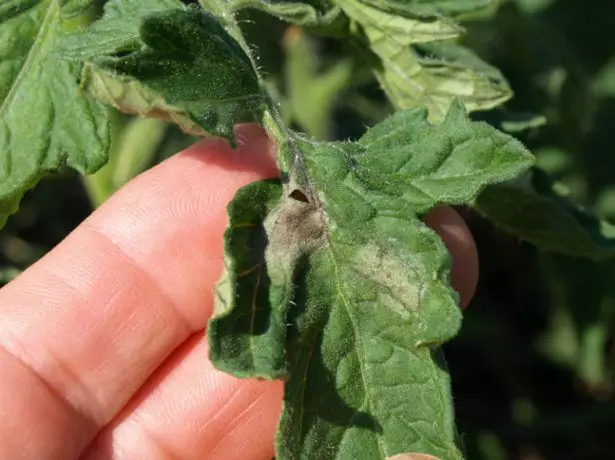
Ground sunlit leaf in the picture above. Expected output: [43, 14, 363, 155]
[0, 0, 109, 226]
[209, 102, 533, 459]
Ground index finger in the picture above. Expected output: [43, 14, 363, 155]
[0, 124, 278, 459]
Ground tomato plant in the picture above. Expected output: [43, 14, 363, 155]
[2, 1, 615, 458]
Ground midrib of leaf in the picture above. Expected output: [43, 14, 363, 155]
[366, 28, 441, 114]
[296, 334, 317, 455]
[340, 0, 462, 119]
[267, 127, 364, 456]
[198, 0, 261, 72]
[273, 127, 462, 457]
[304, 146, 380, 457]
[276, 131, 448, 458]
[264, 135, 378, 460]
[0, 0, 57, 120]
[333, 236, 456, 458]
[328, 247, 387, 459]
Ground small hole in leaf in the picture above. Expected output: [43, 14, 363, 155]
[289, 189, 309, 203]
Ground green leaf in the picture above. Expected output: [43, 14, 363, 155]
[0, 0, 109, 227]
[209, 103, 533, 459]
[335, 0, 510, 121]
[356, 101, 532, 211]
[341, 0, 464, 46]
[219, 0, 346, 29]
[481, 110, 547, 134]
[60, 2, 266, 140]
[416, 41, 511, 102]
[59, 0, 185, 59]
[475, 168, 615, 260]
[223, 0, 495, 29]
[206, 0, 507, 120]
[357, 0, 495, 18]
[208, 179, 289, 378]
[356, 23, 511, 121]
[500, 113, 547, 133]
[229, 0, 494, 25]
[57, 0, 97, 19]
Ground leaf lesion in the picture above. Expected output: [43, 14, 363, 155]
[289, 188, 310, 203]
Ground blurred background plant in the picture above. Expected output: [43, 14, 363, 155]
[3, 0, 615, 458]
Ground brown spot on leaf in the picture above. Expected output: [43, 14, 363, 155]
[289, 189, 309, 203]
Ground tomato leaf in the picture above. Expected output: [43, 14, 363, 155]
[339, 0, 511, 121]
[58, 0, 186, 59]
[232, 0, 510, 120]
[216, 0, 345, 28]
[0, 0, 109, 226]
[357, 0, 495, 18]
[60, 1, 266, 141]
[208, 102, 533, 459]
[475, 169, 615, 260]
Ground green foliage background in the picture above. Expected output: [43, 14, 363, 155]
[2, 0, 615, 458]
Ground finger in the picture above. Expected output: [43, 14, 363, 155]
[82, 335, 283, 460]
[0, 124, 278, 459]
[422, 205, 479, 309]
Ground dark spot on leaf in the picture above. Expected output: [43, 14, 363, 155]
[289, 189, 309, 203]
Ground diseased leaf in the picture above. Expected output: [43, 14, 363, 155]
[475, 168, 615, 260]
[60, 2, 266, 140]
[209, 102, 533, 459]
[0, 0, 109, 226]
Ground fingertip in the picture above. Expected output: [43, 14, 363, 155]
[176, 123, 278, 178]
[233, 122, 271, 147]
[422, 206, 479, 310]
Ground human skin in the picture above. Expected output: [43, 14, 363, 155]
[0, 124, 478, 460]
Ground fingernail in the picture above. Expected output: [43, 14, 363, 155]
[388, 454, 441, 460]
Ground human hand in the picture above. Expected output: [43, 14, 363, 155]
[0, 125, 478, 460]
